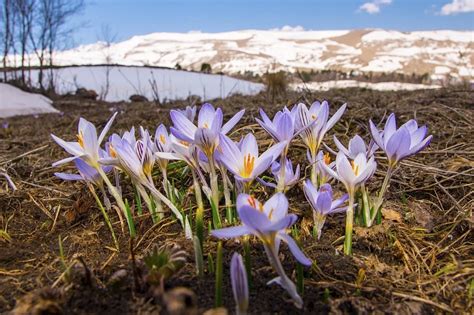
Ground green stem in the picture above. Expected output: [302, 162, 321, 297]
[309, 147, 318, 187]
[89, 184, 119, 250]
[209, 158, 222, 229]
[220, 166, 233, 224]
[215, 241, 223, 307]
[372, 166, 393, 225]
[97, 167, 136, 238]
[192, 170, 205, 254]
[344, 192, 355, 256]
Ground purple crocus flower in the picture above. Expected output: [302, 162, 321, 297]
[51, 112, 117, 167]
[170, 103, 244, 157]
[55, 154, 111, 187]
[212, 193, 311, 308]
[312, 150, 335, 186]
[333, 135, 377, 159]
[369, 113, 432, 168]
[321, 151, 376, 255]
[321, 152, 377, 194]
[293, 101, 346, 158]
[303, 181, 348, 239]
[256, 108, 297, 144]
[230, 253, 249, 315]
[259, 159, 300, 191]
[153, 124, 172, 173]
[216, 133, 286, 183]
[177, 105, 197, 122]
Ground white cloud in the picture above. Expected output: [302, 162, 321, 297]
[359, 0, 392, 14]
[270, 25, 305, 32]
[440, 0, 474, 15]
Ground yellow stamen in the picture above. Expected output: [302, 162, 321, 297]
[351, 161, 360, 176]
[77, 132, 84, 148]
[179, 140, 189, 147]
[203, 122, 209, 129]
[268, 208, 275, 219]
[241, 153, 255, 178]
[159, 134, 166, 144]
[311, 114, 317, 120]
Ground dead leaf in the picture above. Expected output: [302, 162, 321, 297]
[382, 208, 403, 223]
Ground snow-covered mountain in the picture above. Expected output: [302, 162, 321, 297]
[19, 28, 474, 81]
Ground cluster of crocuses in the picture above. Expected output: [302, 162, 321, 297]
[51, 102, 431, 309]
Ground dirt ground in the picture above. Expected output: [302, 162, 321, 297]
[0, 87, 473, 314]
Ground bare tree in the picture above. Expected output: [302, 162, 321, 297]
[44, 0, 85, 90]
[98, 24, 116, 101]
[1, 0, 16, 81]
[14, 0, 35, 85]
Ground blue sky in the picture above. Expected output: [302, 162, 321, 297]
[71, 0, 474, 45]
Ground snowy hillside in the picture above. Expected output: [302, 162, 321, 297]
[0, 83, 57, 118]
[9, 28, 473, 80]
[21, 66, 265, 102]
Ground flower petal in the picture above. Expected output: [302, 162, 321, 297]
[211, 225, 250, 239]
[222, 109, 245, 135]
[98, 112, 118, 145]
[278, 232, 312, 266]
[263, 193, 288, 221]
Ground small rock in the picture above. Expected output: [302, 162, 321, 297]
[129, 94, 149, 102]
[75, 88, 98, 100]
[162, 287, 198, 315]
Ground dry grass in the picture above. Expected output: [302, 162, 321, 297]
[0, 87, 473, 314]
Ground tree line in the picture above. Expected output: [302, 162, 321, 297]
[0, 0, 84, 90]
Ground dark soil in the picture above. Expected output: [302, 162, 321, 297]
[0, 88, 473, 314]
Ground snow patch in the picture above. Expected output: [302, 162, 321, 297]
[10, 66, 264, 103]
[0, 83, 58, 118]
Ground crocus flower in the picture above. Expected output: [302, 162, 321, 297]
[217, 133, 286, 184]
[303, 181, 348, 239]
[259, 159, 300, 191]
[153, 124, 172, 171]
[230, 253, 249, 315]
[321, 152, 377, 195]
[51, 112, 117, 167]
[177, 105, 197, 122]
[313, 150, 335, 186]
[55, 155, 111, 187]
[212, 193, 311, 308]
[321, 151, 376, 255]
[333, 135, 377, 159]
[256, 108, 297, 144]
[106, 137, 192, 237]
[369, 113, 432, 168]
[293, 101, 346, 158]
[170, 103, 245, 157]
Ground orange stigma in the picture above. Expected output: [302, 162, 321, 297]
[109, 144, 117, 158]
[323, 152, 331, 165]
[247, 196, 264, 212]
